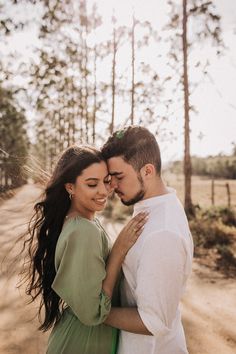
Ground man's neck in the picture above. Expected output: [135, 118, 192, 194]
[142, 177, 169, 200]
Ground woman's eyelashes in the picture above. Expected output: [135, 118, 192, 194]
[87, 180, 110, 188]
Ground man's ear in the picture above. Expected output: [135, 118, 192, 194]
[65, 183, 74, 194]
[140, 164, 155, 179]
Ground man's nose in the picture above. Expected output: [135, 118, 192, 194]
[110, 176, 117, 189]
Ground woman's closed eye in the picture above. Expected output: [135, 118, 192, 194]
[88, 180, 110, 188]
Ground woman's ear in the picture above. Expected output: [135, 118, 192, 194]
[65, 183, 74, 194]
[140, 164, 155, 179]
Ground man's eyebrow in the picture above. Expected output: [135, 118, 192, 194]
[109, 172, 123, 176]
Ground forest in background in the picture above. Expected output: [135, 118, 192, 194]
[0, 1, 225, 196]
[0, 1, 236, 274]
[169, 150, 236, 179]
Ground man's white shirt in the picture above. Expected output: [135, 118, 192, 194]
[118, 189, 193, 354]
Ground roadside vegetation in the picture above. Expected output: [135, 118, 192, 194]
[190, 206, 236, 277]
[102, 177, 236, 278]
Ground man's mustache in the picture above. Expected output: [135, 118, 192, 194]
[115, 189, 123, 195]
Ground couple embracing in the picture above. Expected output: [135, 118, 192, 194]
[25, 126, 193, 354]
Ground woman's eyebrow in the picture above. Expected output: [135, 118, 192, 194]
[85, 177, 99, 181]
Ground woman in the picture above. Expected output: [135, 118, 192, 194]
[23, 145, 147, 354]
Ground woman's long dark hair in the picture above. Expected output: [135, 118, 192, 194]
[22, 145, 105, 331]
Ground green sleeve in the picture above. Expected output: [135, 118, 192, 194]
[52, 222, 111, 326]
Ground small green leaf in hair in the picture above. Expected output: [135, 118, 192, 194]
[115, 130, 125, 139]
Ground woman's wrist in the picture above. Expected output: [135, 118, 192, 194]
[102, 246, 124, 299]
[111, 242, 127, 261]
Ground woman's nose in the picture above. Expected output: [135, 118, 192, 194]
[99, 182, 109, 196]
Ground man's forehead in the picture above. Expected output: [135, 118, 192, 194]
[107, 156, 124, 165]
[107, 156, 127, 173]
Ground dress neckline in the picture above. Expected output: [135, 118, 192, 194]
[63, 214, 96, 226]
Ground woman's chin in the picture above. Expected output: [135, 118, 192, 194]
[93, 201, 107, 211]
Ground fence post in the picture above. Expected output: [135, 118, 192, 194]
[226, 183, 231, 207]
[211, 178, 215, 206]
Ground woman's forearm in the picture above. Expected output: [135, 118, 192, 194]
[102, 247, 124, 298]
[102, 212, 147, 298]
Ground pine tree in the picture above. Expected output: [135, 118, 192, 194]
[166, 0, 223, 215]
[0, 86, 29, 190]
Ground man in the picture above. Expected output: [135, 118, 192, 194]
[102, 126, 193, 354]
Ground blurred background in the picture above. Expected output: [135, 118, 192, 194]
[0, 1, 236, 353]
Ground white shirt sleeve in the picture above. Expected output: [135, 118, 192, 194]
[136, 230, 187, 338]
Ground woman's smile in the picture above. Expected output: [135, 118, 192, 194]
[93, 197, 107, 206]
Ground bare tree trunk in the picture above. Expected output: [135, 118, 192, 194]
[111, 23, 116, 134]
[4, 170, 9, 190]
[78, 27, 85, 144]
[79, 0, 89, 143]
[130, 14, 135, 125]
[226, 183, 231, 207]
[0, 164, 2, 191]
[182, 0, 194, 216]
[78, 39, 84, 144]
[72, 90, 77, 144]
[68, 79, 76, 145]
[84, 15, 89, 143]
[92, 46, 97, 143]
[211, 178, 215, 206]
[79, 84, 83, 144]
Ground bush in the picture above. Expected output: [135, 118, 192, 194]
[218, 208, 236, 227]
[216, 245, 236, 275]
[190, 206, 236, 276]
[190, 219, 234, 249]
[190, 206, 236, 248]
[200, 207, 236, 227]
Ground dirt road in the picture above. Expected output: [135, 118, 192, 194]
[0, 184, 235, 354]
[0, 184, 48, 354]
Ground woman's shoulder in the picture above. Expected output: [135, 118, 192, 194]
[54, 217, 105, 267]
[60, 216, 102, 246]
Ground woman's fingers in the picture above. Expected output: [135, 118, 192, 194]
[133, 226, 145, 237]
[114, 213, 148, 256]
[127, 212, 149, 232]
[129, 212, 148, 226]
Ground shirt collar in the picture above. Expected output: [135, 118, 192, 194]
[133, 187, 177, 213]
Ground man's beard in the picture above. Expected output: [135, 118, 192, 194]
[118, 174, 145, 206]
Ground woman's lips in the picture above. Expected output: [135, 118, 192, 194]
[94, 198, 107, 205]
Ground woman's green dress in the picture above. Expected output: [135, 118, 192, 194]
[46, 216, 119, 354]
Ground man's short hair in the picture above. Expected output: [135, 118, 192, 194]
[102, 126, 162, 174]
